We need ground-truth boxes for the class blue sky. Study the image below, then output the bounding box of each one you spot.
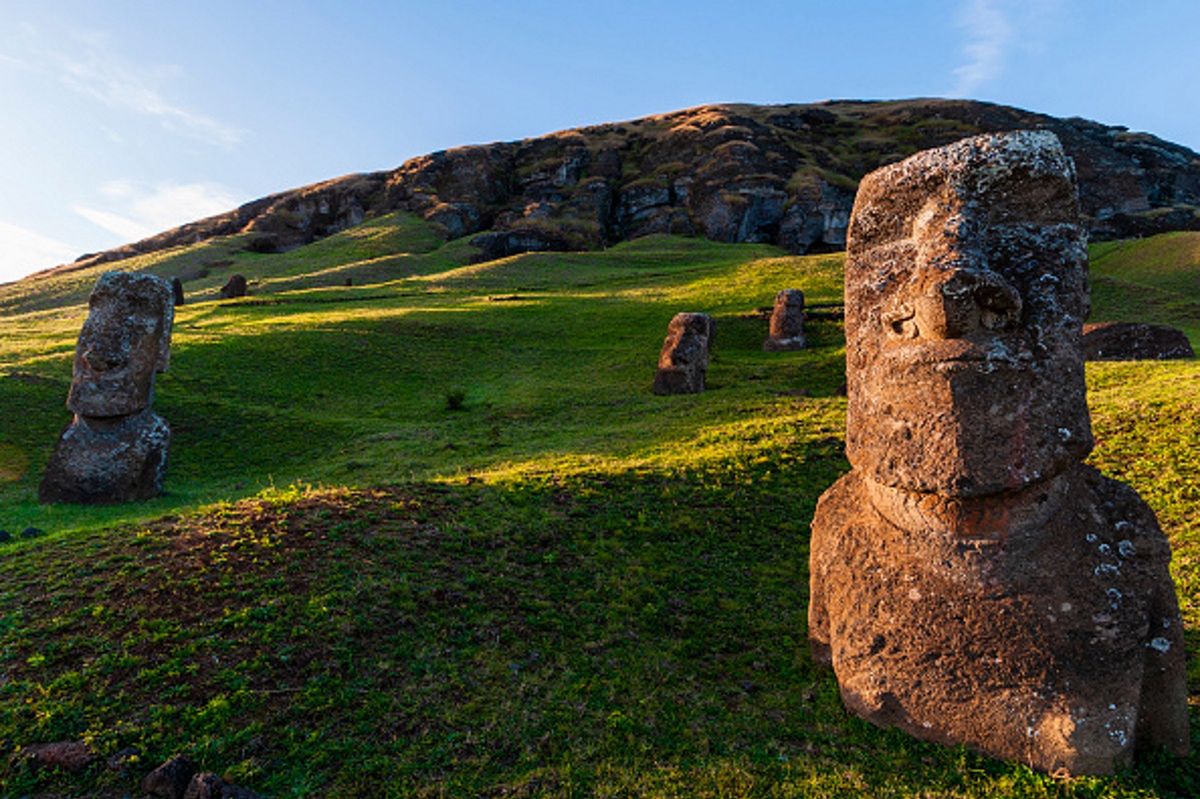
[1,0,1198,283]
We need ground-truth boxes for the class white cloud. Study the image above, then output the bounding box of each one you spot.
[73,181,240,243]
[949,0,1014,97]
[6,24,244,148]
[0,220,80,283]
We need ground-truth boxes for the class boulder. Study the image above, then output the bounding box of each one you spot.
[219,274,247,299]
[809,131,1188,775]
[763,289,806,351]
[19,740,94,773]
[1082,321,1194,360]
[653,312,713,395]
[142,755,198,799]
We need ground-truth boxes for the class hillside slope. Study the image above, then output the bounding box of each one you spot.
[0,216,1197,796]
[31,98,1200,280]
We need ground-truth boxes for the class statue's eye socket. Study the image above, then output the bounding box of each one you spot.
[882,305,917,338]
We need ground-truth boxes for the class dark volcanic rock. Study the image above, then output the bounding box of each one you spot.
[1082,321,1195,360]
[142,755,198,799]
[219,274,248,299]
[29,100,1200,278]
[39,272,174,504]
[809,131,1188,775]
[763,288,806,351]
[469,227,571,262]
[20,740,94,773]
[183,771,263,799]
[653,312,713,395]
[171,276,186,306]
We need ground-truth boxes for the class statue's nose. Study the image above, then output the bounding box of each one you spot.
[915,267,1022,340]
[81,334,127,372]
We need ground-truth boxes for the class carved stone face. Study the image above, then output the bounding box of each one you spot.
[845,131,1093,496]
[68,272,174,418]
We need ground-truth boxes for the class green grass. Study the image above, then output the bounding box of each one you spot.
[1088,232,1200,344]
[0,222,1196,797]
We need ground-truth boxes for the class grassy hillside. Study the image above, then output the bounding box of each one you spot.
[1089,231,1200,344]
[0,220,1196,797]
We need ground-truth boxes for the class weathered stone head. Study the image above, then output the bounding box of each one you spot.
[763,288,806,351]
[67,272,174,419]
[845,130,1092,496]
[653,312,714,395]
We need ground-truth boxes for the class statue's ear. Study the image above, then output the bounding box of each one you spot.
[155,302,174,373]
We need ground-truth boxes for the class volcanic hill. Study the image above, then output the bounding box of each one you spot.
[44,98,1200,276]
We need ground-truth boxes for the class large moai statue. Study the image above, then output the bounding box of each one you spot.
[653,312,713,395]
[39,272,175,504]
[808,132,1189,774]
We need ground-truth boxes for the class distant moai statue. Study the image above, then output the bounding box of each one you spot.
[808,132,1188,775]
[763,288,806,351]
[653,312,713,395]
[171,277,185,306]
[39,272,174,503]
[219,274,247,299]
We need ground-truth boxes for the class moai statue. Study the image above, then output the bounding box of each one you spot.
[808,131,1188,775]
[763,288,806,351]
[653,312,713,395]
[171,277,186,306]
[39,272,174,504]
[219,274,247,299]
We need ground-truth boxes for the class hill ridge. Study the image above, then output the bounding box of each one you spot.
[30,98,1200,280]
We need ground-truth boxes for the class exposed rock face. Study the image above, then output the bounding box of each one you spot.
[35,100,1200,277]
[219,274,247,299]
[1082,321,1195,360]
[808,132,1189,775]
[39,272,173,504]
[763,288,806,351]
[653,312,713,395]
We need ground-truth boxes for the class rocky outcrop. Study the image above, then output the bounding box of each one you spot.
[1082,321,1195,360]
[33,100,1200,277]
[809,132,1189,775]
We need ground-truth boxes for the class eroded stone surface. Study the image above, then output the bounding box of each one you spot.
[763,288,806,351]
[1082,321,1194,360]
[808,131,1189,775]
[652,312,713,395]
[39,272,173,504]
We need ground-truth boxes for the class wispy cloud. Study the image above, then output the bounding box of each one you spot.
[73,181,240,242]
[0,220,80,283]
[3,24,243,148]
[949,0,1014,97]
